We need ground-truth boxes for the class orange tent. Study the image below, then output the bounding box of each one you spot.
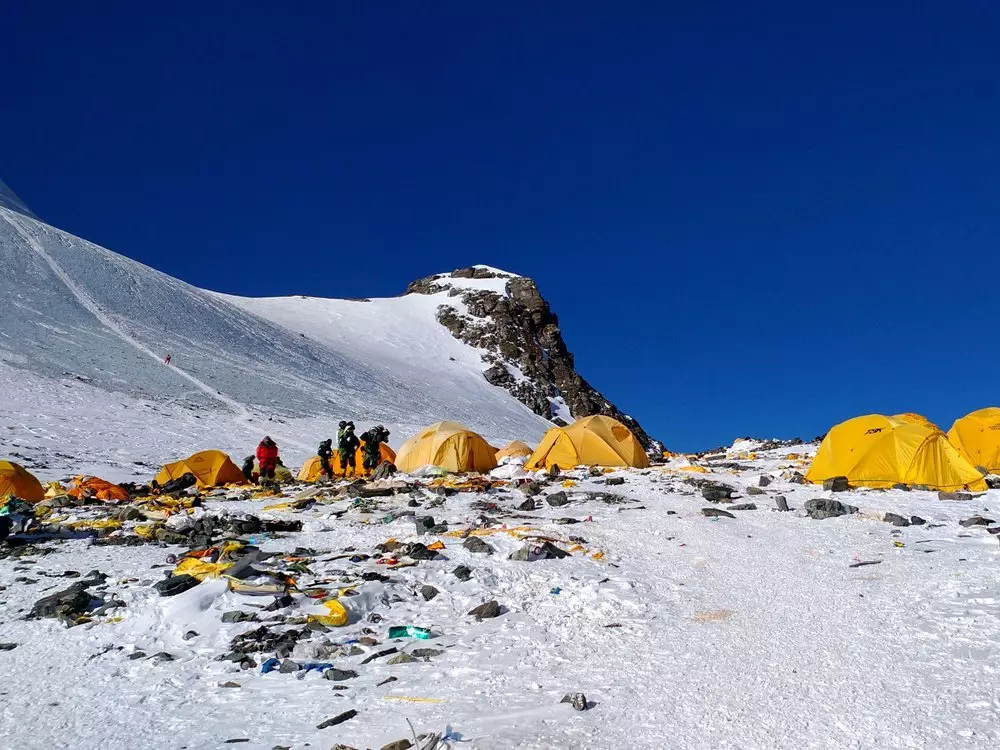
[68,476,129,502]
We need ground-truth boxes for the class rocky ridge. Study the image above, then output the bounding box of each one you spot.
[406,266,660,450]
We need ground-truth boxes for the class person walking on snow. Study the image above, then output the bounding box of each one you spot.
[338,422,360,477]
[360,425,390,475]
[317,438,334,478]
[164,354,171,365]
[256,436,280,489]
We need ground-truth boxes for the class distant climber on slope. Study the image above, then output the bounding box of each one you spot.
[317,438,334,478]
[360,424,390,475]
[164,354,172,365]
[256,436,279,489]
[338,422,360,478]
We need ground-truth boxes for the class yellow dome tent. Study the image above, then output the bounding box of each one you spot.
[296,443,397,481]
[948,407,1000,473]
[155,450,247,488]
[806,414,986,491]
[892,412,941,431]
[395,422,497,474]
[524,415,650,470]
[0,461,45,503]
[496,440,534,462]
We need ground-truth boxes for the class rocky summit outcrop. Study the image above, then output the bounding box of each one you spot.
[405,266,660,450]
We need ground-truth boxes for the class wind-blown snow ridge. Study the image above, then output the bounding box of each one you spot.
[0,178,36,219]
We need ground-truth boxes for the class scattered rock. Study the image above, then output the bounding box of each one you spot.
[960,516,995,527]
[788,472,807,484]
[823,476,849,492]
[278,659,300,674]
[377,676,398,687]
[804,499,858,519]
[221,611,258,624]
[317,710,358,729]
[938,491,974,501]
[218,681,241,688]
[883,513,911,527]
[758,475,772,487]
[746,486,764,496]
[149,652,175,664]
[410,648,443,658]
[516,497,536,511]
[29,581,96,623]
[404,542,439,560]
[910,516,927,525]
[701,484,735,503]
[891,483,910,491]
[463,537,494,555]
[182,630,199,641]
[561,692,588,711]
[452,565,473,582]
[774,496,790,512]
[324,668,359,681]
[0,643,18,651]
[604,477,625,486]
[380,741,412,750]
[728,503,757,511]
[701,508,735,519]
[420,585,439,601]
[545,491,570,507]
[468,600,502,620]
[519,482,542,497]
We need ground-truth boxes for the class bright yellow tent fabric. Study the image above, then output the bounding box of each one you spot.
[395,422,497,474]
[496,440,534,462]
[892,412,941,431]
[296,444,397,481]
[252,460,293,484]
[0,461,45,503]
[948,407,1000,473]
[806,414,986,491]
[524,415,650,470]
[155,450,247,488]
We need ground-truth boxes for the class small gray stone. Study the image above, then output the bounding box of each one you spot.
[746,486,764,496]
[910,516,926,525]
[323,668,359,681]
[317,710,358,729]
[453,565,473,582]
[561,692,588,711]
[379,741,413,750]
[729,503,757,511]
[278,659,299,673]
[386,652,418,665]
[605,477,625,486]
[419,585,439,601]
[149,652,175,664]
[758,475,772,487]
[468,600,502,620]
[883,513,911,527]
[0,643,17,651]
[410,648,443,658]
[516,497,536,511]
[823,476,849,492]
[546,491,570,507]
[939,491,973,501]
[701,484,734,502]
[960,515,995,527]
[182,630,199,641]
[804,498,858,519]
[463,537,494,555]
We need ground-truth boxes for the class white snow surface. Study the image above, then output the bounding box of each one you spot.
[0,206,551,479]
[2,454,999,749]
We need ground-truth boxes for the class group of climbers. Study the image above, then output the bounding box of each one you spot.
[242,423,391,487]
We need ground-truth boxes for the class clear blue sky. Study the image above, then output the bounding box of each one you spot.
[4,1,999,451]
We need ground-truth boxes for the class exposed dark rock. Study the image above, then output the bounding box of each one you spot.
[317,710,358,729]
[804,499,858,519]
[420,585,439,601]
[823,477,850,492]
[468,600,502,620]
[545,491,570,507]
[758,475,772,487]
[883,513,911,527]
[746,486,764,496]
[701,484,735,503]
[154,574,201,597]
[453,565,473,581]
[938,491,975,501]
[605,477,625,486]
[516,497,536,511]
[323,668,359,681]
[29,581,96,623]
[910,516,927,525]
[960,516,995,527]
[372,462,398,480]
[729,503,757,511]
[463,537,494,555]
[406,269,659,450]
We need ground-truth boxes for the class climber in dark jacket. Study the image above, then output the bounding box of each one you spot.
[317,439,334,478]
[338,422,360,477]
[361,425,390,474]
[241,455,255,483]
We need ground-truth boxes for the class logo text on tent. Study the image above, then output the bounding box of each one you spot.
[864,428,884,435]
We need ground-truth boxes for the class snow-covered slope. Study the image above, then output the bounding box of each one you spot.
[0,205,552,480]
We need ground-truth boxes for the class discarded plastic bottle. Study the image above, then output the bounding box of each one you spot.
[388,625,431,639]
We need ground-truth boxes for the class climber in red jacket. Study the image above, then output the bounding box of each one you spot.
[255,436,279,488]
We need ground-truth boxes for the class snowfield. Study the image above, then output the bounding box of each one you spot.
[0,204,551,479]
[1,447,998,749]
